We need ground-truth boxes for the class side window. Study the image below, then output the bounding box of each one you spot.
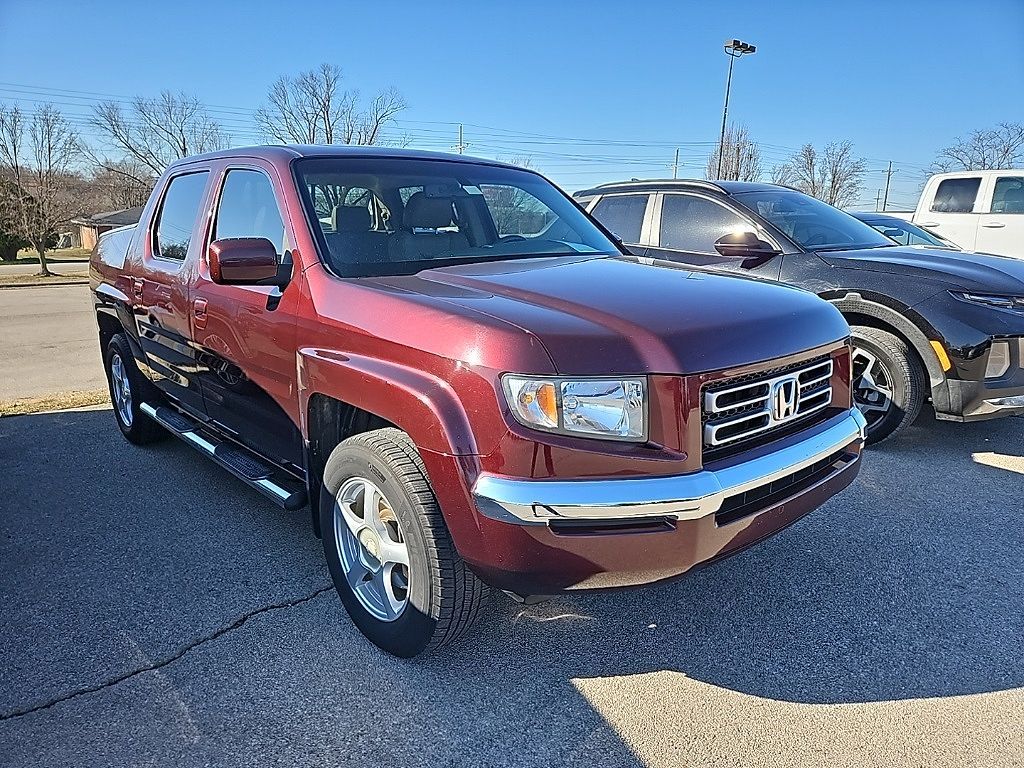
[930,177,981,213]
[154,172,209,260]
[659,194,749,253]
[479,184,556,236]
[590,194,647,244]
[214,169,286,255]
[991,176,1024,214]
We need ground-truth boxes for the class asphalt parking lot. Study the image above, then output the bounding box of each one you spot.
[1,404,1022,767]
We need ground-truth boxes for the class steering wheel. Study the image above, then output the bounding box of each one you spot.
[500,235,527,242]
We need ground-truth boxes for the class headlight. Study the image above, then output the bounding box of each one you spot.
[501,375,647,441]
[952,292,1024,310]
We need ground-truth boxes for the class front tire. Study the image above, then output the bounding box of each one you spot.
[851,326,925,444]
[320,428,486,657]
[104,334,166,445]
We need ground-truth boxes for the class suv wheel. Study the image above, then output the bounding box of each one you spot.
[104,334,166,445]
[320,428,486,657]
[850,326,924,444]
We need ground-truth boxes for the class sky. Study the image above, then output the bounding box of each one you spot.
[1,0,1022,209]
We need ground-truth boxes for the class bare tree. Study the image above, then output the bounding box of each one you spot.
[0,104,84,275]
[706,124,762,181]
[87,160,155,210]
[775,141,866,208]
[90,91,228,177]
[255,63,405,146]
[933,122,1024,171]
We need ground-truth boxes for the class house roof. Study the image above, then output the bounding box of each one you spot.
[73,206,145,228]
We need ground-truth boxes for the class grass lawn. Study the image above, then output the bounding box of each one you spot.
[0,271,88,286]
[0,389,109,416]
[2,247,93,265]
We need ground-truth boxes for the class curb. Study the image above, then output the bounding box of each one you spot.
[0,279,89,289]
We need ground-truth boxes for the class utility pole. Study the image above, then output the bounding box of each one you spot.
[875,189,882,212]
[671,148,680,179]
[454,124,469,154]
[882,161,896,211]
[716,39,756,180]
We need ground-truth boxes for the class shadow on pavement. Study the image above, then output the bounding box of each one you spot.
[1,408,1022,765]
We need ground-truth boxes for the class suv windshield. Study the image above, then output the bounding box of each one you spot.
[733,189,892,251]
[294,157,619,276]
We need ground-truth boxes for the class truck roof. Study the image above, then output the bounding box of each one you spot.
[166,144,522,171]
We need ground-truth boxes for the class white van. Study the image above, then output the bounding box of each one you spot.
[912,170,1024,258]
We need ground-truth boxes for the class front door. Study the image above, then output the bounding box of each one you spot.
[134,169,212,417]
[191,163,304,469]
[976,174,1024,258]
[644,192,783,280]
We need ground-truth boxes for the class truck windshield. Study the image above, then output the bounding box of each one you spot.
[733,189,893,252]
[294,157,620,277]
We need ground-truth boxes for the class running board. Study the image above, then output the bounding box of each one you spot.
[140,402,308,511]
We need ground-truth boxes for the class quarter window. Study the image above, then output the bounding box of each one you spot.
[214,170,286,254]
[591,194,648,244]
[659,194,749,253]
[991,176,1024,214]
[930,177,981,213]
[154,172,209,260]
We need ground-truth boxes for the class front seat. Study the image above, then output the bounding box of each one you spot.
[388,192,470,262]
[326,205,386,264]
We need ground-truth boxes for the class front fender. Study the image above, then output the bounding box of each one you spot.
[297,347,485,456]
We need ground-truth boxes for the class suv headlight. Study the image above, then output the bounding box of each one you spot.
[952,292,1024,310]
[501,375,647,441]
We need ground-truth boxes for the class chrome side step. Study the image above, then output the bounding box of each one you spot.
[140,402,308,511]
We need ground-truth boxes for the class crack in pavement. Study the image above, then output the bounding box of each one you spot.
[0,584,335,722]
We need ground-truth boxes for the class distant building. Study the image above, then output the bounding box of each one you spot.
[73,206,144,250]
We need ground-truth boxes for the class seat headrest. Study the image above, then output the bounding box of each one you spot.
[331,205,371,233]
[403,192,455,230]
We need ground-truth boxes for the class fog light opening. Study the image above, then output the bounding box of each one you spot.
[985,341,1011,380]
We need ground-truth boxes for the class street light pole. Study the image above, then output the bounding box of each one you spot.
[716,39,756,180]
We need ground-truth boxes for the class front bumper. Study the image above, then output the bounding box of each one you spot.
[462,409,865,595]
[474,409,866,525]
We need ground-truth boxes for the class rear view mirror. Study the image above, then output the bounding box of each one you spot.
[208,238,288,286]
[714,231,781,259]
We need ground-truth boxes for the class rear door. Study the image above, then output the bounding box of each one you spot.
[190,162,304,468]
[916,175,983,250]
[976,174,1024,258]
[588,193,653,256]
[134,169,212,417]
[644,192,783,280]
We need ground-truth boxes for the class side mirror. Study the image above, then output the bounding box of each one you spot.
[713,231,782,259]
[208,238,288,286]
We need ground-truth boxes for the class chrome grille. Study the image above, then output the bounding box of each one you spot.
[703,357,833,449]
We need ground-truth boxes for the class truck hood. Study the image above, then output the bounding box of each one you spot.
[374,256,849,375]
[817,245,1024,294]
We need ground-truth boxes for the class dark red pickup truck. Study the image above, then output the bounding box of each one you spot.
[91,146,866,656]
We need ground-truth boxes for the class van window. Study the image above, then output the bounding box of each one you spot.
[154,172,209,260]
[590,194,648,244]
[991,177,1024,214]
[930,177,981,213]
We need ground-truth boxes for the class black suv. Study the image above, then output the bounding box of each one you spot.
[578,180,1024,442]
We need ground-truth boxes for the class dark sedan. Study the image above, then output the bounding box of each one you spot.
[579,180,1024,443]
[851,211,960,250]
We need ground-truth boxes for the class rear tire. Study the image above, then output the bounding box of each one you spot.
[104,334,166,445]
[320,428,486,657]
[850,325,925,444]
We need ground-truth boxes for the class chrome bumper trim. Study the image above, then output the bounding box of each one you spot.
[473,409,866,526]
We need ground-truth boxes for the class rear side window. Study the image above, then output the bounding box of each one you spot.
[930,177,981,213]
[659,194,749,253]
[214,169,286,254]
[591,194,648,244]
[154,172,209,260]
[991,176,1024,214]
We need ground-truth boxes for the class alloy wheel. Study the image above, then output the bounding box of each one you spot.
[852,345,894,429]
[110,353,134,427]
[333,476,411,622]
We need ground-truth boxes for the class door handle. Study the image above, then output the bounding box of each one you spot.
[919,222,940,227]
[981,221,1006,228]
[193,298,208,329]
